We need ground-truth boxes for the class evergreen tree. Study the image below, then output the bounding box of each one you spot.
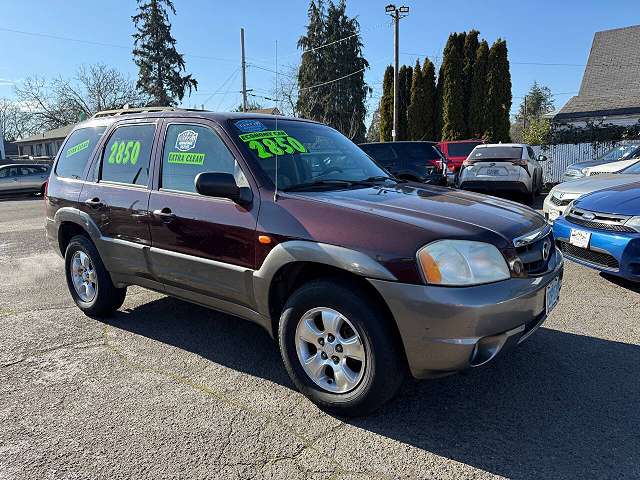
[379,65,394,141]
[407,59,424,140]
[468,40,489,138]
[462,30,480,135]
[297,1,327,123]
[132,0,197,106]
[297,0,369,142]
[512,81,554,142]
[366,104,380,142]
[421,58,437,141]
[440,33,466,140]
[485,39,512,142]
[397,64,412,140]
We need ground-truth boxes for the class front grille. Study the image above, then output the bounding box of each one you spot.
[550,195,573,207]
[558,241,619,270]
[516,232,554,275]
[589,171,605,176]
[566,216,636,233]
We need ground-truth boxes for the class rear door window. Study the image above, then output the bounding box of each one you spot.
[161,123,247,194]
[55,127,107,179]
[394,143,442,172]
[100,124,156,186]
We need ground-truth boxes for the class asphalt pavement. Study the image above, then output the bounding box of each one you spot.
[1,195,639,479]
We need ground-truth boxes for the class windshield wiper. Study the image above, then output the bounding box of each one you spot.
[282,176,406,192]
[360,175,407,184]
[282,179,356,192]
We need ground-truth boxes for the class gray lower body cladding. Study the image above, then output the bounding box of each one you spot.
[368,250,564,379]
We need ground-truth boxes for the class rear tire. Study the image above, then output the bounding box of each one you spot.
[278,279,407,417]
[64,235,126,317]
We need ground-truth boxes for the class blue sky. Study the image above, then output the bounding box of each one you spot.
[1,0,638,120]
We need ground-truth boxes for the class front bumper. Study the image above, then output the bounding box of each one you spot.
[542,194,574,222]
[369,250,564,379]
[553,217,640,281]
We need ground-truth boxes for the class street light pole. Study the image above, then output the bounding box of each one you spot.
[385,5,409,142]
[241,28,248,112]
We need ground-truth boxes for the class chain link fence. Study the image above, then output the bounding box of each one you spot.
[532,141,636,185]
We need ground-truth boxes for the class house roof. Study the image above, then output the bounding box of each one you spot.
[247,107,281,115]
[15,124,74,144]
[556,25,640,121]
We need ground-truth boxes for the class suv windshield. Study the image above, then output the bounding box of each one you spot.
[598,145,640,162]
[447,141,483,157]
[230,119,389,190]
[469,146,522,160]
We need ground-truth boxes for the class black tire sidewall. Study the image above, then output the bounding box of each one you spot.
[278,279,405,415]
[65,237,101,310]
[64,235,125,316]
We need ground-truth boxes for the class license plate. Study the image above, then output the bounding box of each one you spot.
[548,209,560,222]
[569,229,591,248]
[546,275,561,314]
[485,168,503,176]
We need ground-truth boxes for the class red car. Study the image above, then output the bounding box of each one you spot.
[438,139,485,173]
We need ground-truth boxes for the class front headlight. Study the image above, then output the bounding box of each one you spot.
[624,216,640,232]
[417,240,511,286]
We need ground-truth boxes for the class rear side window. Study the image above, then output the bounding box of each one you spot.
[56,127,106,179]
[360,144,398,167]
[100,124,155,186]
[393,143,441,161]
[161,124,247,193]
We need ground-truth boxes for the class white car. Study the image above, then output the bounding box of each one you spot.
[582,157,640,177]
[458,143,545,204]
[544,160,640,222]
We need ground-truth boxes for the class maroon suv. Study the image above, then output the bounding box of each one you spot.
[46,109,563,415]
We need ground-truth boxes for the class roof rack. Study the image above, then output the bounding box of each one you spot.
[91,106,208,119]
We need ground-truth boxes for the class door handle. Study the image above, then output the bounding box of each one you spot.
[153,207,176,220]
[84,197,103,208]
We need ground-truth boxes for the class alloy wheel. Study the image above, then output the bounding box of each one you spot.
[294,307,366,393]
[70,251,97,303]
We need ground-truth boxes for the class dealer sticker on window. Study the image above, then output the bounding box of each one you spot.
[238,130,308,159]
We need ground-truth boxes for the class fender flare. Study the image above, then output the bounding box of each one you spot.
[251,240,397,319]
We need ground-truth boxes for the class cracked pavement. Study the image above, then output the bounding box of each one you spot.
[1,196,639,479]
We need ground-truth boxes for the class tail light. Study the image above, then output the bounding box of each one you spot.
[511,159,530,175]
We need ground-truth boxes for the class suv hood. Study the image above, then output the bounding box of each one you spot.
[305,184,546,245]
[554,174,640,195]
[576,181,640,215]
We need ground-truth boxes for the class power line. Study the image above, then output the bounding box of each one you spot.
[0,26,241,63]
[300,68,366,91]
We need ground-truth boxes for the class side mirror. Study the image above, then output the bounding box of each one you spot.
[538,155,548,162]
[195,172,252,204]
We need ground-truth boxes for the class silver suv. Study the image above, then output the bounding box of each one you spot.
[0,164,51,195]
[458,143,546,205]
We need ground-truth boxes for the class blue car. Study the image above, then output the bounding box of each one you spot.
[553,182,640,282]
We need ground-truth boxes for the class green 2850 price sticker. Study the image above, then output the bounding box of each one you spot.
[239,130,308,159]
[108,140,142,165]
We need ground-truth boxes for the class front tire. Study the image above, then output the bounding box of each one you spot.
[64,235,126,317]
[278,279,406,416]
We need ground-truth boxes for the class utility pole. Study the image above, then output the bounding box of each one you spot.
[385,5,409,142]
[523,95,528,131]
[241,28,248,112]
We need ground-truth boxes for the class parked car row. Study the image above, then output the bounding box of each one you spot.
[44,109,563,415]
[540,147,640,284]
